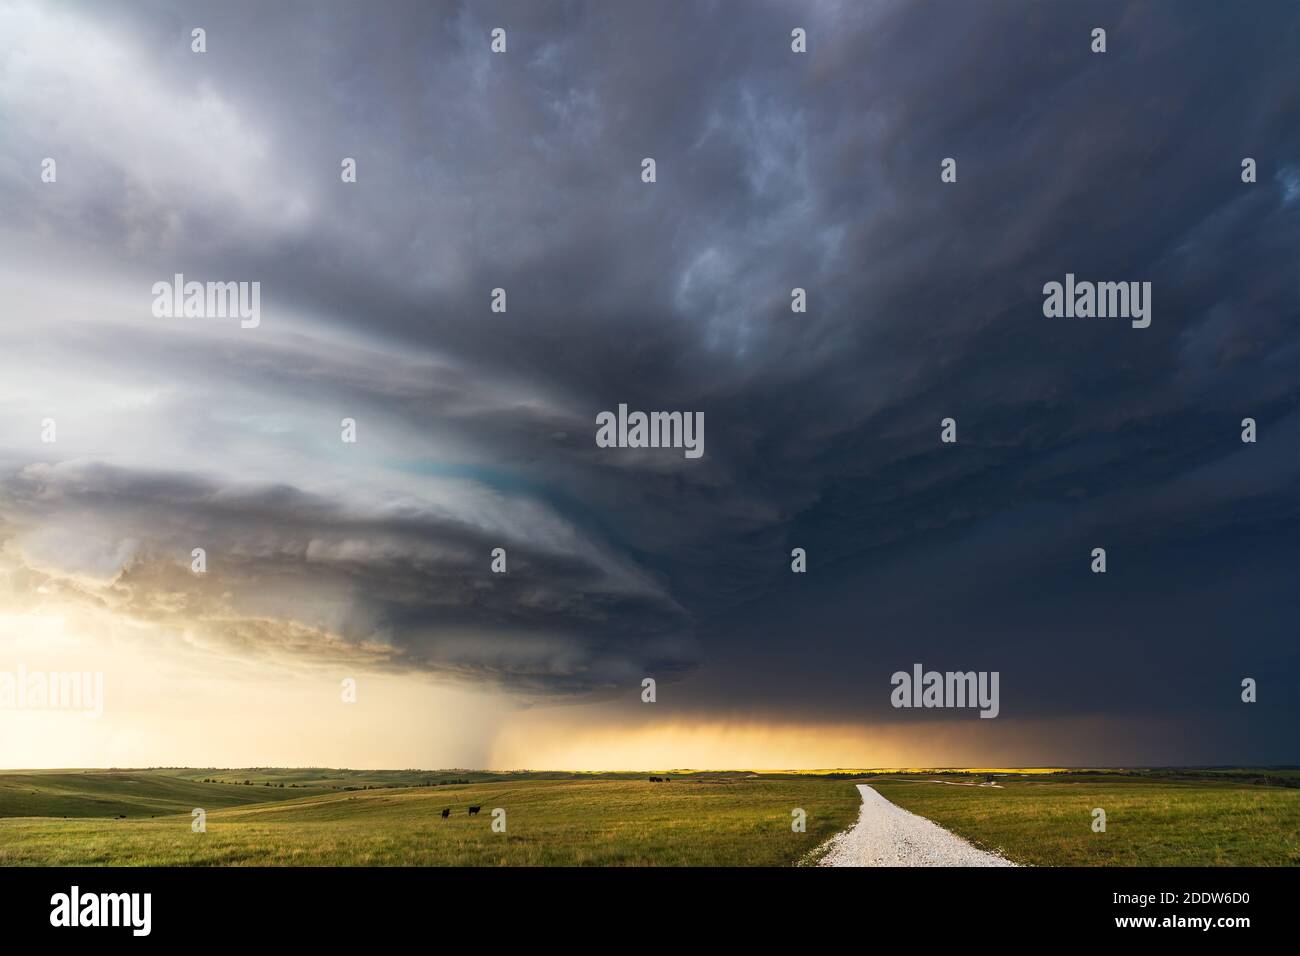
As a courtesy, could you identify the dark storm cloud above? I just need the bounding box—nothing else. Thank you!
[1,1,1296,755]
[0,461,693,695]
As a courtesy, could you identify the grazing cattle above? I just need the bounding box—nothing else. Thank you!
[648,776,662,782]
[468,805,481,815]
[441,808,450,819]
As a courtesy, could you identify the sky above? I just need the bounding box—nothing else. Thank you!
[0,0,1296,770]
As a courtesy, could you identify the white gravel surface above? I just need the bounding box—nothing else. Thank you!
[818,784,1017,867]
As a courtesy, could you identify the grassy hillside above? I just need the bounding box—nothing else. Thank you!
[3,768,1296,866]
[0,775,862,866]
[0,770,330,819]
[165,767,516,789]
[868,775,1300,866]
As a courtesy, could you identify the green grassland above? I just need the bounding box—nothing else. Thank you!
[0,767,1295,866]
[0,772,861,866]
[0,770,330,819]
[867,772,1300,866]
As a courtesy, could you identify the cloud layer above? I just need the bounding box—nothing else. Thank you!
[0,1,1296,759]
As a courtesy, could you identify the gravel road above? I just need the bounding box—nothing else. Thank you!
[818,784,1017,867]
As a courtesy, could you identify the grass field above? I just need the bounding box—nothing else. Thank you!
[0,770,331,819]
[0,770,861,866]
[1,768,1295,866]
[868,773,1300,866]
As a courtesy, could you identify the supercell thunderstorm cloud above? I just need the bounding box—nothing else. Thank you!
[0,0,1295,769]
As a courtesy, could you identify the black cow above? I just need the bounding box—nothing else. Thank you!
[441,808,450,819]
[468,805,481,815]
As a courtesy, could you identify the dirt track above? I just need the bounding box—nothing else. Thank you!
[818,784,1017,867]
